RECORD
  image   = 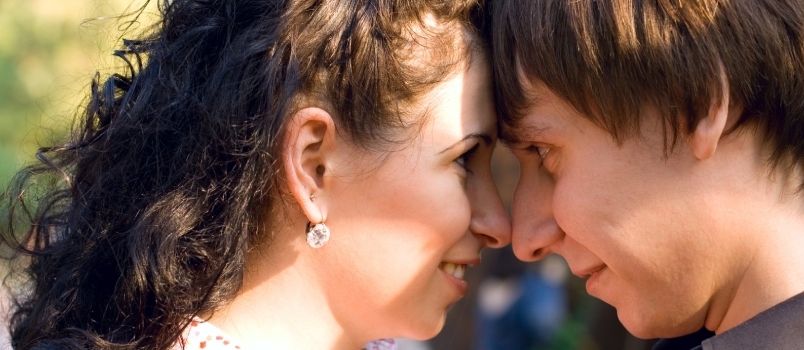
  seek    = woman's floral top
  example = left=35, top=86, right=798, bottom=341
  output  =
left=175, top=319, right=397, bottom=350
left=174, top=319, right=243, bottom=350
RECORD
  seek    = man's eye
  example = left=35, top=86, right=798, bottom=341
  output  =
left=525, top=145, right=550, bottom=159
left=537, top=146, right=550, bottom=159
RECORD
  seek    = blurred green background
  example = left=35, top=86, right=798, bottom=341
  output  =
left=0, top=0, right=156, bottom=186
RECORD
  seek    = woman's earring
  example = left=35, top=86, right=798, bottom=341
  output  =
left=306, top=221, right=330, bottom=248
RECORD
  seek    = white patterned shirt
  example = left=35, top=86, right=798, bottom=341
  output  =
left=174, top=319, right=397, bottom=350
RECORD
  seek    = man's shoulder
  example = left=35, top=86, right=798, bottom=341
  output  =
left=652, top=327, right=714, bottom=350
left=702, top=291, right=804, bottom=350
left=654, top=291, right=804, bottom=350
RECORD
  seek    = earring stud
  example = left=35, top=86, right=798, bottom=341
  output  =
left=310, top=194, right=317, bottom=201
left=306, top=222, right=330, bottom=248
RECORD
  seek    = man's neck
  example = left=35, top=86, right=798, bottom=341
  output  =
left=705, top=205, right=804, bottom=334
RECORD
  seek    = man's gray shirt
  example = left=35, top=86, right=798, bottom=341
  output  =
left=653, top=291, right=804, bottom=350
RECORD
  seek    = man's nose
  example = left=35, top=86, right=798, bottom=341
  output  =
left=511, top=167, right=562, bottom=261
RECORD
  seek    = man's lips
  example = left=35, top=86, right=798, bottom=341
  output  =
left=571, top=264, right=606, bottom=278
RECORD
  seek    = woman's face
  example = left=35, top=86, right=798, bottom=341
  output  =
left=319, top=56, right=511, bottom=340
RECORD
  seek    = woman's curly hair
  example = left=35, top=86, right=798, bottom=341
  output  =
left=0, top=0, right=485, bottom=348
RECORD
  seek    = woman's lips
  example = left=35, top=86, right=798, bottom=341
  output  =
left=438, top=266, right=468, bottom=296
left=439, top=262, right=466, bottom=280
left=438, top=258, right=479, bottom=296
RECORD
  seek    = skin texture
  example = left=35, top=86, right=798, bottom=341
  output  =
left=208, top=56, right=511, bottom=349
left=504, top=79, right=804, bottom=339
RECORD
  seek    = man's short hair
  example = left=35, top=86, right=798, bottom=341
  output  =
left=491, top=0, right=804, bottom=175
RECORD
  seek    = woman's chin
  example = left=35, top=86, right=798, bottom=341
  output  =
left=357, top=304, right=449, bottom=343
left=399, top=313, right=448, bottom=341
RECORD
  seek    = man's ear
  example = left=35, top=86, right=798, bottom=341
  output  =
left=282, top=107, right=336, bottom=224
left=691, top=68, right=730, bottom=160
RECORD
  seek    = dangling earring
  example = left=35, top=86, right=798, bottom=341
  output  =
left=306, top=221, right=330, bottom=248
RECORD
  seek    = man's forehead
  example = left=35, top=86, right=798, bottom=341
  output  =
left=500, top=122, right=552, bottom=145
left=499, top=77, right=587, bottom=145
left=499, top=71, right=555, bottom=140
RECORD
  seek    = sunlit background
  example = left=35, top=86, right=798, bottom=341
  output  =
left=0, top=1, right=657, bottom=349
left=0, top=0, right=161, bottom=185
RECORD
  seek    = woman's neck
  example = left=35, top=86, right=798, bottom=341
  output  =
left=207, top=236, right=363, bottom=350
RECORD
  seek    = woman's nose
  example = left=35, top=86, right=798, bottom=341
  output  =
left=468, top=170, right=512, bottom=249
left=511, top=166, right=562, bottom=261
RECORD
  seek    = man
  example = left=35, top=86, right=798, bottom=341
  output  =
left=490, top=0, right=804, bottom=349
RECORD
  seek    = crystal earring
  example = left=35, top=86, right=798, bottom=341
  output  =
left=306, top=221, right=330, bottom=248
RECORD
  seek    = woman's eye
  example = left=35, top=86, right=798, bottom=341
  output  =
left=455, top=144, right=480, bottom=174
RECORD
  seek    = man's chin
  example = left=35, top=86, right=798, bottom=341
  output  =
left=616, top=307, right=705, bottom=340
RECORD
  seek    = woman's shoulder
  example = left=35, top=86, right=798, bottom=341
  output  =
left=174, top=319, right=397, bottom=350
left=363, top=339, right=398, bottom=350
left=175, top=319, right=244, bottom=350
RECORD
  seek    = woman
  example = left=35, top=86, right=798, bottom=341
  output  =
left=1, top=0, right=510, bottom=349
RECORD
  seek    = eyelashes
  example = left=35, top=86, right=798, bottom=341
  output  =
left=536, top=146, right=550, bottom=159
left=524, top=144, right=550, bottom=159
left=455, top=143, right=480, bottom=174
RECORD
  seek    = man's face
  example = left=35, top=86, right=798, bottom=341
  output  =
left=505, top=81, right=754, bottom=338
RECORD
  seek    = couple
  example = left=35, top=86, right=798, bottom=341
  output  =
left=2, top=0, right=803, bottom=349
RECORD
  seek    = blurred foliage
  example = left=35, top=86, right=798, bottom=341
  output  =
left=0, top=0, right=157, bottom=187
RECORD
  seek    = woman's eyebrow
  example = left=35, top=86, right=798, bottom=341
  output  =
left=439, top=133, right=492, bottom=154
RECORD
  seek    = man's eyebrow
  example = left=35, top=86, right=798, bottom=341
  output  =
left=499, top=124, right=552, bottom=145
left=439, top=133, right=493, bottom=154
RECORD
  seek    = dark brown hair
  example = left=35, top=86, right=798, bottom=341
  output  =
left=1, top=0, right=484, bottom=349
left=491, top=0, right=804, bottom=169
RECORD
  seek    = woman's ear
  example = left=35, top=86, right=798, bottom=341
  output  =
left=282, top=107, right=336, bottom=224
left=691, top=68, right=730, bottom=161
